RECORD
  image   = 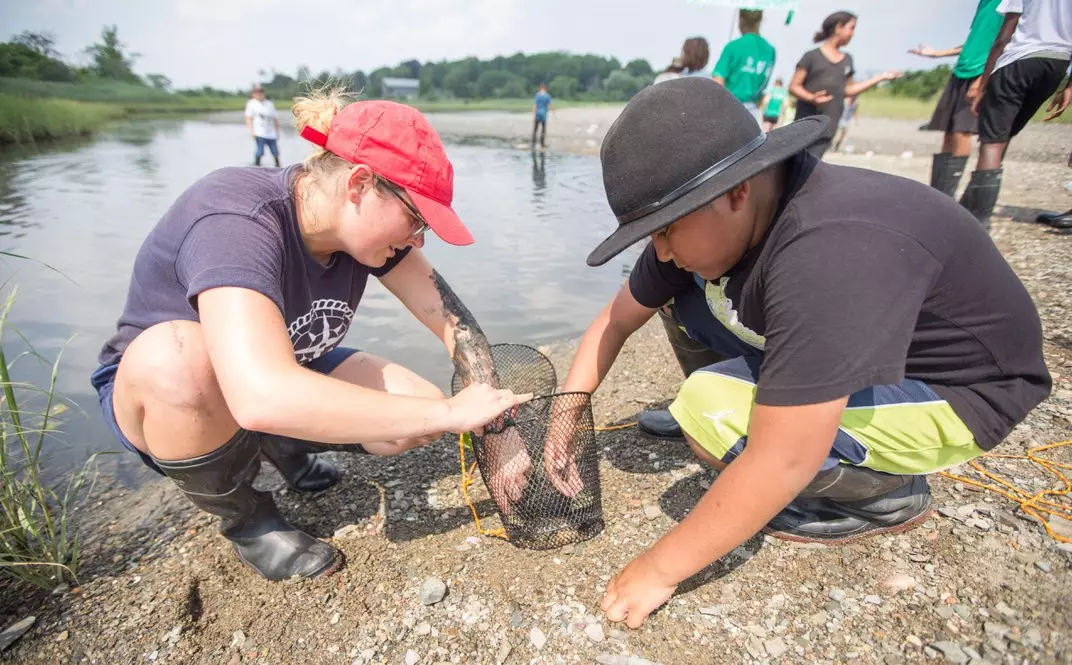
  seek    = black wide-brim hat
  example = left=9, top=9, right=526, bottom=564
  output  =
left=587, top=77, right=829, bottom=267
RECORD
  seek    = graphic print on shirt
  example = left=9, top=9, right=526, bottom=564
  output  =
left=704, top=278, right=766, bottom=351
left=287, top=298, right=354, bottom=364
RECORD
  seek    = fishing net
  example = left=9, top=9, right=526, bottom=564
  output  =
left=452, top=344, right=604, bottom=550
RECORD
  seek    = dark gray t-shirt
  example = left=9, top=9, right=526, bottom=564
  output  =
left=629, top=155, right=1051, bottom=450
left=793, top=48, right=856, bottom=140
left=97, top=165, right=410, bottom=369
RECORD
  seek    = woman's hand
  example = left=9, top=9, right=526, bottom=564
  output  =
left=811, top=89, right=834, bottom=105
left=444, top=383, right=533, bottom=435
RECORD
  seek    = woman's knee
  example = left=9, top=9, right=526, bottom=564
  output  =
left=328, top=352, right=445, bottom=401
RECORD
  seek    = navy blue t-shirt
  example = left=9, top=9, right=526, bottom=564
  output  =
left=97, top=165, right=409, bottom=369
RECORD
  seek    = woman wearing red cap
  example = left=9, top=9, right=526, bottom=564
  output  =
left=89, top=87, right=531, bottom=582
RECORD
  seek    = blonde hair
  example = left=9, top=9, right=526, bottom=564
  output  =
left=291, top=82, right=359, bottom=181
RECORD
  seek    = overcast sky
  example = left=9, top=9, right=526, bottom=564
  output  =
left=2, top=0, right=983, bottom=90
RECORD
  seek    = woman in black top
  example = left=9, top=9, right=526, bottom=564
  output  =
left=790, top=11, right=902, bottom=158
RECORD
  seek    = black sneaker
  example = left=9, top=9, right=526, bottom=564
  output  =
left=637, top=409, right=684, bottom=440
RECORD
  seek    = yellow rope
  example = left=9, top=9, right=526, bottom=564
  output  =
left=939, top=439, right=1072, bottom=544
left=458, top=432, right=509, bottom=540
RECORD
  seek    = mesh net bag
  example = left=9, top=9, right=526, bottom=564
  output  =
left=451, top=344, right=604, bottom=550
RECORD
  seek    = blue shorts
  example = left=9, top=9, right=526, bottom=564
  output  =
left=90, top=346, right=360, bottom=475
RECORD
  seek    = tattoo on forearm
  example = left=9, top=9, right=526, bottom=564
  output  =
left=431, top=270, right=499, bottom=388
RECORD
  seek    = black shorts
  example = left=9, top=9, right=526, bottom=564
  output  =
left=979, top=56, right=1069, bottom=144
left=923, top=74, right=979, bottom=134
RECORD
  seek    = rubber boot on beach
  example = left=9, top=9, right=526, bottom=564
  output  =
left=259, top=434, right=340, bottom=493
left=929, top=153, right=968, bottom=198
left=151, top=429, right=340, bottom=581
left=637, top=306, right=726, bottom=440
left=764, top=465, right=932, bottom=543
left=959, top=168, right=1003, bottom=231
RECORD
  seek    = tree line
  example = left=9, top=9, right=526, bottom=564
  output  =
left=2, top=24, right=951, bottom=103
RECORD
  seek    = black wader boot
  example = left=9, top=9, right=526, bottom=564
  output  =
left=764, top=465, right=933, bottom=543
left=929, top=153, right=968, bottom=198
left=637, top=306, right=726, bottom=441
left=259, top=434, right=340, bottom=493
left=959, top=168, right=1003, bottom=231
left=151, top=430, right=340, bottom=581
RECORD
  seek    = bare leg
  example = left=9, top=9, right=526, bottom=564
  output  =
left=942, top=131, right=973, bottom=157
left=977, top=141, right=1007, bottom=170
left=683, top=431, right=727, bottom=472
left=112, top=320, right=445, bottom=461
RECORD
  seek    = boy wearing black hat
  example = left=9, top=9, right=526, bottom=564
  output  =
left=546, top=77, right=1050, bottom=628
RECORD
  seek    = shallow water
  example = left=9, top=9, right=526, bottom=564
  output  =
left=0, top=112, right=643, bottom=485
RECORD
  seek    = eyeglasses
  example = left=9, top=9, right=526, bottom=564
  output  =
left=376, top=175, right=430, bottom=242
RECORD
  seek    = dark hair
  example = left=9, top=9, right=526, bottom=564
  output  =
left=681, top=36, right=710, bottom=72
left=774, top=77, right=784, bottom=85
left=814, top=11, right=856, bottom=43
left=739, top=9, right=763, bottom=33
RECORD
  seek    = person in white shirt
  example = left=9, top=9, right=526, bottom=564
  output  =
left=245, top=84, right=282, bottom=167
left=960, top=0, right=1071, bottom=229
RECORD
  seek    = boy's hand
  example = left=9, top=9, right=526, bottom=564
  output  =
left=601, top=553, right=678, bottom=629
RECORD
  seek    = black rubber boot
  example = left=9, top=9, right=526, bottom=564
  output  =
left=152, top=430, right=340, bottom=581
left=764, top=465, right=933, bottom=544
left=637, top=307, right=727, bottom=441
left=929, top=153, right=967, bottom=198
left=959, top=168, right=1002, bottom=231
left=259, top=434, right=340, bottom=493
left=1039, top=209, right=1072, bottom=228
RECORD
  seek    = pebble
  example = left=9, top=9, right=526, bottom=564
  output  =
left=608, top=628, right=628, bottom=642
left=584, top=623, right=605, bottom=643
left=231, top=630, right=246, bottom=649
left=495, top=641, right=512, bottom=665
left=765, top=637, right=788, bottom=658
left=937, top=605, right=955, bottom=620
left=330, top=612, right=340, bottom=625
left=953, top=604, right=971, bottom=620
left=529, top=626, right=546, bottom=650
left=416, top=622, right=431, bottom=636
left=642, top=505, right=661, bottom=520
left=419, top=577, right=447, bottom=605
left=51, top=584, right=70, bottom=596
left=745, top=622, right=768, bottom=638
left=1034, top=560, right=1052, bottom=573
left=595, top=656, right=659, bottom=665
left=829, top=588, right=846, bottom=602
left=333, top=524, right=361, bottom=539
left=404, top=650, right=419, bottom=665
left=906, top=635, right=923, bottom=648
left=995, top=601, right=1017, bottom=618
left=883, top=573, right=917, bottom=591
left=510, top=610, right=524, bottom=628
left=984, top=621, right=1010, bottom=638
left=931, top=641, right=969, bottom=664
left=55, top=630, right=69, bottom=642
left=864, top=595, right=882, bottom=605
left=767, top=593, right=787, bottom=610
left=938, top=507, right=958, bottom=518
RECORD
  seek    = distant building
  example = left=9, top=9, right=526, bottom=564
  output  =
left=381, top=77, right=420, bottom=99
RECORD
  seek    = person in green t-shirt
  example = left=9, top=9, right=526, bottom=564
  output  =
left=712, top=9, right=776, bottom=119
left=760, top=77, right=788, bottom=131
left=910, top=0, right=1003, bottom=198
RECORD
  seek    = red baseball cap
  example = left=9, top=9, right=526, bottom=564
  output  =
left=299, top=100, right=474, bottom=246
